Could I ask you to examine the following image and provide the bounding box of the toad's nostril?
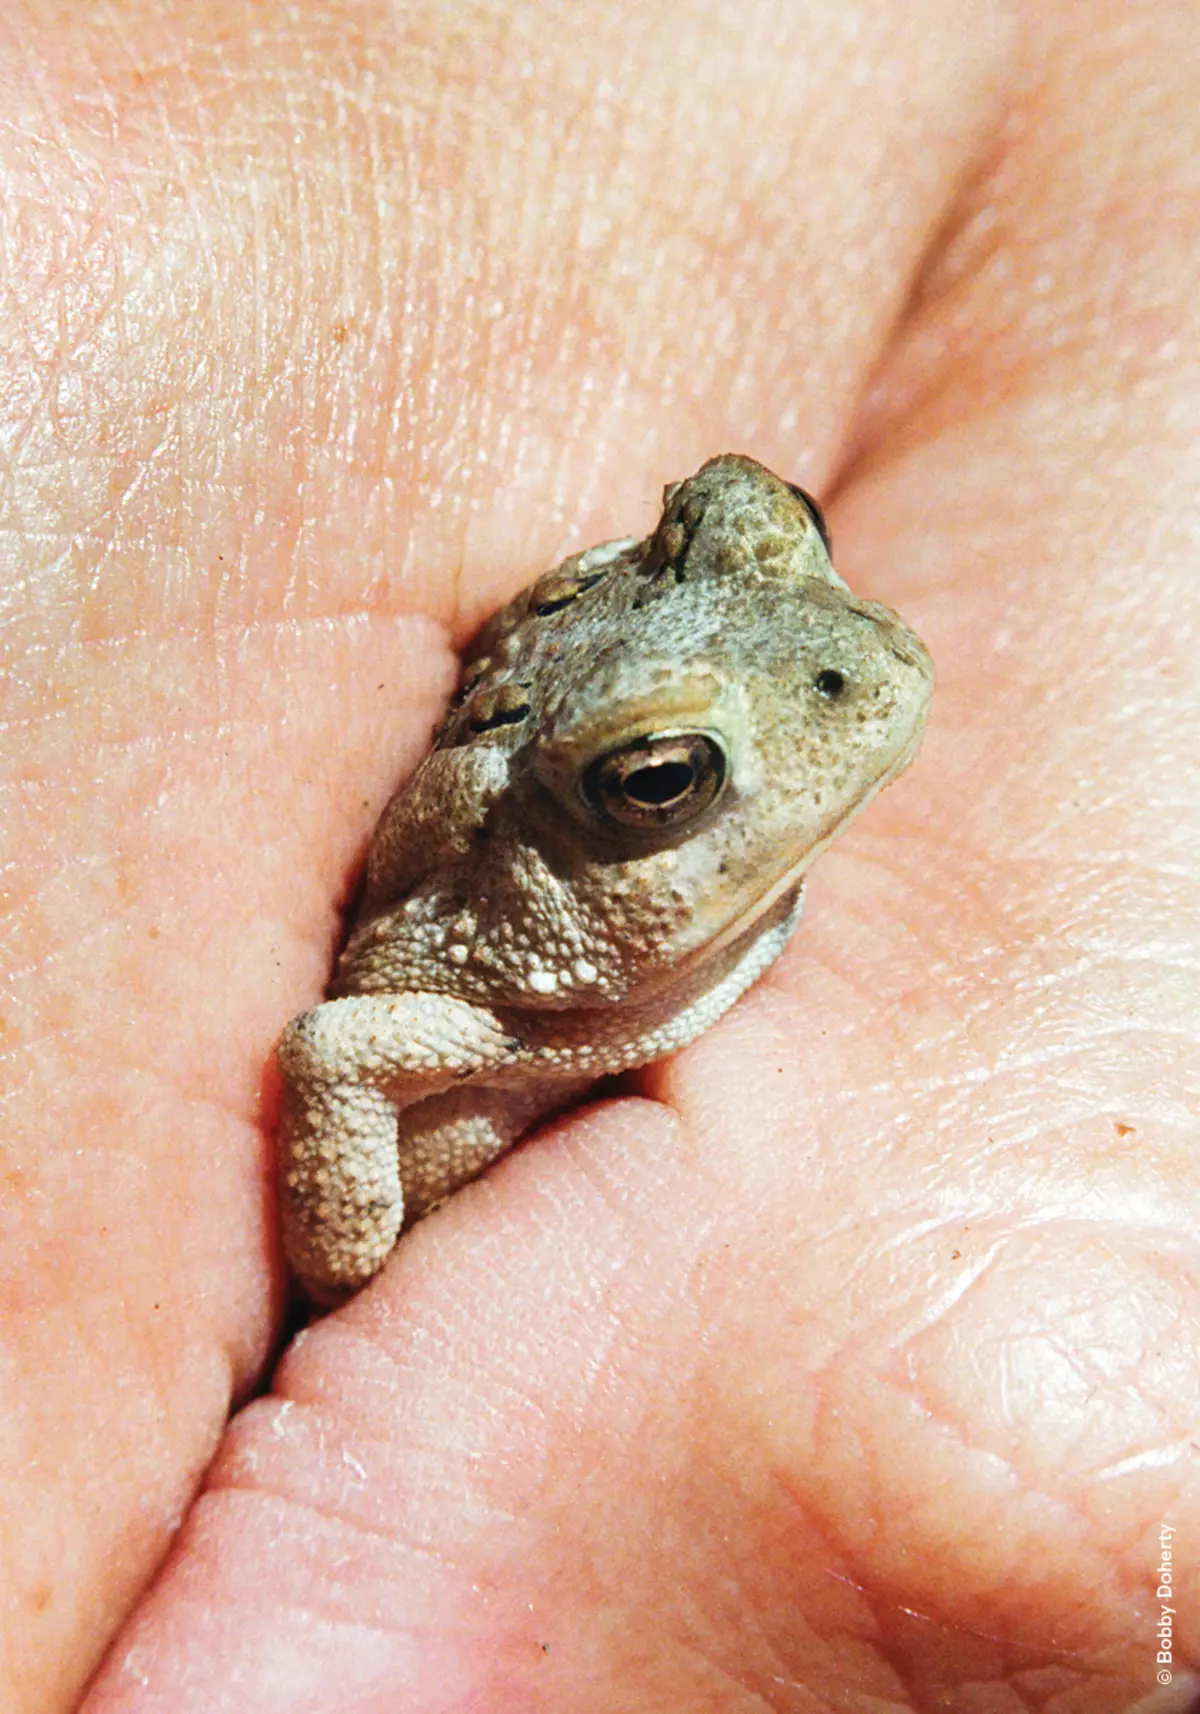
[815,669,847,699]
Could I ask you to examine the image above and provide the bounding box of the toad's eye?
[786,482,831,554]
[581,733,727,831]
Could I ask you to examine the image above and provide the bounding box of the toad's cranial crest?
[276,453,934,1304]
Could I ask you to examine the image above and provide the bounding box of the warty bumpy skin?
[276,454,934,1304]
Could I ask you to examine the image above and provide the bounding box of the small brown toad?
[277,454,933,1302]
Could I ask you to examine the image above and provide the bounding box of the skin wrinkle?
[7,0,953,630]
[851,23,1200,480]
[4,621,447,742]
[741,1489,918,1708]
[757,1206,1179,1590]
[799,1437,1104,1663]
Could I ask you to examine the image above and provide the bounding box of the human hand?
[1,2,1196,1709]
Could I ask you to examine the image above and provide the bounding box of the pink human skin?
[0,2,1195,1710]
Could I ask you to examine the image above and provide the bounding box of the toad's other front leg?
[277,993,520,1303]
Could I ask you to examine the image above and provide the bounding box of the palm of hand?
[0,4,1195,1711]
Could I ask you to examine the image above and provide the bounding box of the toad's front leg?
[276,993,522,1303]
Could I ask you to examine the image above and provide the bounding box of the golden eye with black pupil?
[581,733,727,830]
[786,482,831,554]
